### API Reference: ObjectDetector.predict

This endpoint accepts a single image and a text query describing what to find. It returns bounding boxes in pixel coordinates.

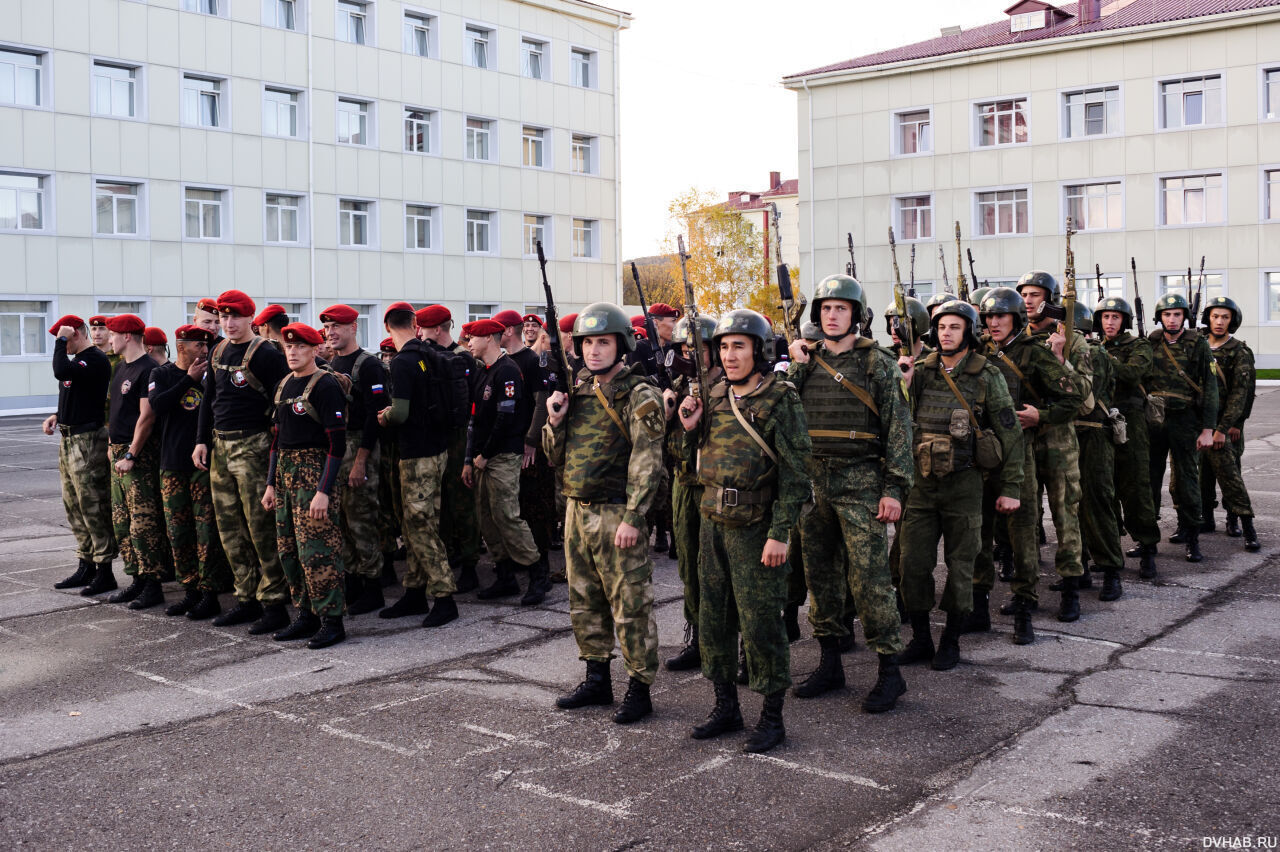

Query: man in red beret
[144,327,169,365]
[648,302,680,350]
[193,298,221,337]
[522,313,545,348]
[253,304,289,351]
[45,316,119,593]
[195,289,292,634]
[88,315,115,363]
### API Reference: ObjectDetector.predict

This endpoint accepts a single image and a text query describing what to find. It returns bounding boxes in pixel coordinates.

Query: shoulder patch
[999,408,1017,430]
[633,397,660,420]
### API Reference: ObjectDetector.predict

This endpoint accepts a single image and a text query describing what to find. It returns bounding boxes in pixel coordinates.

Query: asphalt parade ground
[1,399,1278,851]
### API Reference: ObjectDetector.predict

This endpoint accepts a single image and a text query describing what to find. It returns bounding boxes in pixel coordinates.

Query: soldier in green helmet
[969,287,992,308]
[925,292,958,318]
[884,295,931,364]
[1198,296,1257,549]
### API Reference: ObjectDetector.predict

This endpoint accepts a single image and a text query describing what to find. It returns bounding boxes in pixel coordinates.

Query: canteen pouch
[1145,394,1166,427]
[948,409,971,440]
[974,428,1004,470]
[1108,407,1129,445]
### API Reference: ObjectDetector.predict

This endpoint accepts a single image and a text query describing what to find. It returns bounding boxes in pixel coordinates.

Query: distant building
[719,171,801,276]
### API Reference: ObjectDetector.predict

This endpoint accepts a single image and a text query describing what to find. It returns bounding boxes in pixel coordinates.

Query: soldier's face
[820,301,853,336]
[523,321,540,344]
[194,309,219,333]
[90,326,108,347]
[324,321,356,351]
[1161,309,1185,334]
[176,340,207,369]
[108,331,129,353]
[936,316,967,353]
[222,312,253,342]
[285,342,314,371]
[985,313,1015,344]
[380,351,393,365]
[719,335,754,382]
[1208,308,1232,337]
[654,315,676,341]
[580,334,618,372]
[1020,287,1046,317]
[1099,311,1125,340]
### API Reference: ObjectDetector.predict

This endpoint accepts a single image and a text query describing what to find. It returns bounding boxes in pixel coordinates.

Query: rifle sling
[993,349,1043,405]
[592,380,631,445]
[938,363,982,432]
[727,388,778,464]
[812,355,879,417]
[1158,339,1203,397]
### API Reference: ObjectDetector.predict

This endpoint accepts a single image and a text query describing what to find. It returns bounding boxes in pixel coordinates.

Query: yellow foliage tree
[661,188,770,320]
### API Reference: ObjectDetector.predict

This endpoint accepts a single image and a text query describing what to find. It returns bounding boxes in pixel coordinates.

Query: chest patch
[483,385,492,401]
[292,401,308,416]
[119,379,132,396]
[62,380,72,388]
[504,381,515,398]
[231,369,248,388]
[181,388,202,411]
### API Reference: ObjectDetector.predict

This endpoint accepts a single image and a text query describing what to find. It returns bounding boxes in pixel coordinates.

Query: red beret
[253,304,287,326]
[383,301,415,320]
[522,313,545,328]
[633,326,648,339]
[558,313,578,334]
[281,322,323,346]
[379,336,396,354]
[415,304,452,328]
[217,290,256,317]
[491,309,524,328]
[175,324,217,343]
[319,304,359,325]
[195,297,219,314]
[648,302,680,318]
[630,314,646,328]
[462,319,505,338]
[48,315,85,335]
[105,314,146,334]
[143,327,167,346]
[88,315,108,327]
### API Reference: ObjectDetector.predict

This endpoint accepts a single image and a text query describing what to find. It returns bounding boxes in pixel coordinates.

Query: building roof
[785,0,1280,79]
[721,178,800,213]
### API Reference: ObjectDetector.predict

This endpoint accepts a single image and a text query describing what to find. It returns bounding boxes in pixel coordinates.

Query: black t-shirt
[508,346,543,436]
[389,339,450,460]
[472,354,525,458]
[274,372,348,450]
[108,354,157,444]
[198,338,290,439]
[53,340,111,429]
[148,362,203,471]
[329,349,389,450]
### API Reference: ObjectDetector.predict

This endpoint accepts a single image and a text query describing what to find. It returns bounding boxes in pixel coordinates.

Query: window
[0,300,51,358]
[337,1,369,45]
[264,302,308,325]
[182,0,222,14]
[571,49,595,88]
[572,218,597,258]
[263,88,299,138]
[522,126,546,168]
[897,195,932,240]
[895,110,931,155]
[523,214,547,256]
[95,181,141,236]
[466,26,491,69]
[1266,69,1280,120]
[346,303,377,347]
[0,172,47,231]
[522,38,546,79]
[92,62,138,118]
[466,117,492,161]
[97,299,149,322]
[264,0,297,30]
[1063,86,1119,138]
[1081,276,1125,309]
[265,193,300,243]
[339,199,371,247]
[404,11,432,57]
[977,189,1029,236]
[1266,169,1280,221]
[181,75,224,128]
[1160,75,1222,129]
[404,107,433,153]
[976,99,1028,147]
[405,204,434,250]
[184,187,224,239]
[1160,173,1223,226]
[1266,272,1280,322]
[466,210,492,253]
[0,48,44,107]
[468,303,497,323]
[1159,273,1223,302]
[337,98,369,145]
[571,134,596,174]
[1065,182,1123,231]
[1010,10,1046,32]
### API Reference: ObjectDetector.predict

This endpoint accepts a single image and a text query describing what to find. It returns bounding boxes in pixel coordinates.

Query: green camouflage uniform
[110,440,167,579]
[337,433,381,581]
[61,428,117,563]
[401,452,456,596]
[161,469,232,591]
[276,448,346,617]
[441,342,481,569]
[544,365,665,685]
[1073,338,1124,574]
[1201,336,1255,519]
[901,350,1023,615]
[667,373,705,628]
[1146,329,1218,530]
[787,339,912,654]
[378,438,401,555]
[1103,333,1160,547]
[211,431,289,603]
[476,452,541,567]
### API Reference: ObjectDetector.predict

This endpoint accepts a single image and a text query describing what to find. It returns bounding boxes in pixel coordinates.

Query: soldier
[44,316,118,593]
[194,289,292,634]
[1146,294,1218,561]
[254,304,289,350]
[783,275,912,712]
[149,325,232,618]
[674,309,811,751]
[320,304,391,615]
[648,303,680,351]
[925,293,957,319]
[543,302,665,724]
[144,328,169,365]
[379,337,396,366]
[463,318,548,604]
[376,303,458,627]
[193,298,222,337]
[376,335,403,585]
[517,312,561,568]
[899,301,1023,668]
[1199,296,1259,551]
[1097,298,1161,579]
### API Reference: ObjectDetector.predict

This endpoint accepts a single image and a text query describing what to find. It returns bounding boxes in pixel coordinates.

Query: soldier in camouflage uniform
[543,302,665,725]
[376,336,402,586]
[899,301,1023,669]
[1198,296,1259,551]
[783,275,912,713]
[1146,293,1218,562]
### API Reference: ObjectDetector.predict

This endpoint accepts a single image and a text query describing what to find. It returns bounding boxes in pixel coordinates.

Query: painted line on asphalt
[488,772,634,819]
[1142,646,1280,667]
[997,804,1199,844]
[743,752,891,790]
[615,754,734,810]
[316,722,421,757]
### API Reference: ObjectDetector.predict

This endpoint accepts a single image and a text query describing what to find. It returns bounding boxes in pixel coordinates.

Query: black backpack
[423,344,471,430]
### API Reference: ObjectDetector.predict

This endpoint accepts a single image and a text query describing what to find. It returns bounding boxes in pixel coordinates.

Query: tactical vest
[1104,334,1147,410]
[211,336,273,415]
[988,336,1037,409]
[561,370,646,503]
[697,374,790,526]
[1146,329,1203,410]
[799,340,883,460]
[273,370,342,425]
[913,352,988,473]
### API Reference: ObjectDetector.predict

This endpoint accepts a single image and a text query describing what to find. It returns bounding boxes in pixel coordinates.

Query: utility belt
[213,428,265,441]
[808,429,878,441]
[699,482,776,527]
[1149,390,1192,402]
[575,495,627,507]
[710,485,772,508]
[58,423,102,437]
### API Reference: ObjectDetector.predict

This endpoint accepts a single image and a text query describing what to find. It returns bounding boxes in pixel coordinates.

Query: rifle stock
[1063,218,1077,357]
[536,241,573,410]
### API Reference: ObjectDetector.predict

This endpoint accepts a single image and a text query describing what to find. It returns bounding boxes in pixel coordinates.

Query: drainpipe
[801,77,815,293]
[612,18,623,306]
[307,1,316,321]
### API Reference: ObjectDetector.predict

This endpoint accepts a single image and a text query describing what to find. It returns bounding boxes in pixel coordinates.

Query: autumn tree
[661,188,771,319]
[621,254,682,309]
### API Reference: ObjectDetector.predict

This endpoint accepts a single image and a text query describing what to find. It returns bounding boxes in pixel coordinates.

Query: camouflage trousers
[400,452,455,596]
[1034,423,1084,579]
[109,442,166,578]
[565,501,658,684]
[1113,404,1161,547]
[476,452,539,567]
[979,437,1042,602]
[59,427,116,562]
[211,431,287,604]
[520,445,558,557]
[337,432,382,581]
[1200,432,1253,519]
[646,461,672,536]
[161,469,232,591]
[800,459,903,655]
[1149,409,1203,530]
[378,441,401,555]
[441,427,479,569]
[1077,425,1124,572]
[900,467,984,615]
[973,471,1012,587]
[699,516,790,696]
[671,475,702,628]
[275,449,345,617]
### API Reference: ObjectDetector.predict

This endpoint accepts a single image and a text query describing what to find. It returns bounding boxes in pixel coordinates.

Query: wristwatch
[124,451,135,461]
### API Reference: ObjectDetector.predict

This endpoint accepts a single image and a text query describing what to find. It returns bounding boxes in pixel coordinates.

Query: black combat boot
[613,677,653,724]
[1185,529,1204,563]
[1169,526,1188,544]
[421,594,458,628]
[379,586,430,618]
[862,653,907,714]
[784,603,801,642]
[652,529,670,554]
[1138,547,1159,580]
[520,556,551,606]
[108,574,147,604]
[556,660,613,709]
[665,625,700,671]
[1242,517,1261,552]
[1225,513,1242,537]
[1051,565,1092,592]
[127,577,165,610]
[1200,513,1216,534]
[248,603,290,635]
[307,616,346,649]
[931,612,963,671]
[212,598,262,627]
[477,561,520,600]
[346,577,385,616]
[736,640,749,685]
[165,585,201,617]
[345,573,363,601]
[792,636,845,698]
[743,691,786,754]
[999,596,1038,614]
[897,612,935,665]
[997,543,1015,582]
[1056,577,1080,623]
[837,612,857,653]
[691,681,744,739]
[186,590,221,620]
[1099,568,1123,602]
[273,610,320,641]
[1011,597,1035,645]
[380,552,398,586]
[959,589,991,634]
[81,561,118,596]
[55,558,95,589]
[1125,542,1154,558]
[455,564,479,594]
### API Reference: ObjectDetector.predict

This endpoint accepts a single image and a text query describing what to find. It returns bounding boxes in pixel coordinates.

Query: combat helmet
[800,321,821,342]
[573,302,637,356]
[979,287,1029,336]
[1152,293,1191,327]
[1200,295,1242,334]
[930,299,983,351]
[1016,270,1061,305]
[1072,301,1094,335]
[712,309,773,371]
[883,296,929,342]
[925,292,958,316]
[809,274,866,331]
[674,314,717,346]
[969,286,992,307]
[1093,296,1134,333]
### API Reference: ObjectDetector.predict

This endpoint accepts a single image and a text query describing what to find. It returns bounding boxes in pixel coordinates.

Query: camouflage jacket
[1102,332,1153,413]
[987,329,1085,429]
[543,364,665,529]
[1209,336,1255,432]
[666,370,721,487]
[1146,328,1219,429]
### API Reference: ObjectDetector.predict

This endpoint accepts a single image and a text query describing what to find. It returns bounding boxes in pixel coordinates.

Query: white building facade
[784,0,1280,364]
[0,0,629,412]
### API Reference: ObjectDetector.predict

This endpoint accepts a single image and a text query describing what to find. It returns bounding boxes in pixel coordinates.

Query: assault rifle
[1131,257,1147,337]
[909,244,917,298]
[846,231,857,279]
[967,248,979,293]
[888,227,913,369]
[845,232,873,338]
[939,245,952,294]
[1095,263,1104,307]
[954,221,969,302]
[1192,256,1206,329]
[1063,218,1078,358]
[676,236,710,445]
[631,260,671,389]
[536,241,573,412]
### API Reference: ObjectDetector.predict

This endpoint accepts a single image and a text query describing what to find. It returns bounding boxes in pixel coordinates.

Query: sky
[615,0,1006,259]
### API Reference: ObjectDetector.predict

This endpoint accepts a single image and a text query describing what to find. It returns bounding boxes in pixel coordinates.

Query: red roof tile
[722,179,800,212]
